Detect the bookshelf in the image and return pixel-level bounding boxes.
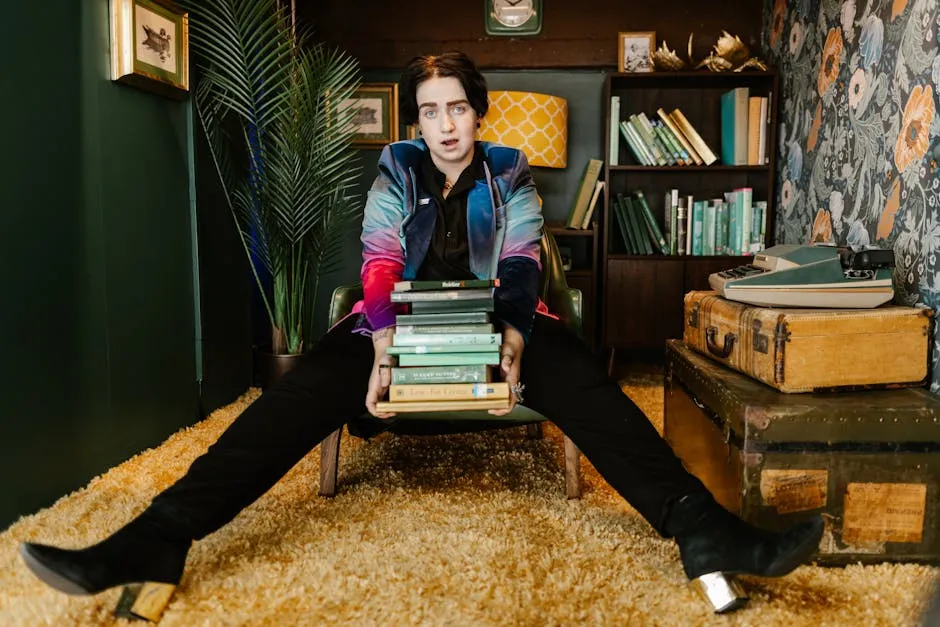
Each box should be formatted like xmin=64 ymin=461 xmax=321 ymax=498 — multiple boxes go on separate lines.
xmin=600 ymin=70 xmax=779 ymax=355
xmin=546 ymin=221 xmax=598 ymax=349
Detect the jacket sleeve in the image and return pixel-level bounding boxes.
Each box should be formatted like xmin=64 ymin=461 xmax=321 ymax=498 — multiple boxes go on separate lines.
xmin=360 ymin=146 xmax=408 ymax=331
xmin=494 ymin=150 xmax=543 ymax=343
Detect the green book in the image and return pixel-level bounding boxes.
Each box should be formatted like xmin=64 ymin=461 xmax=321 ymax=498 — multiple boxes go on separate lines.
xmin=386 ymin=343 xmax=497 ymax=355
xmin=632 ymin=190 xmax=669 ymax=255
xmin=390 ymin=364 xmax=490 ymax=384
xmin=397 ymin=352 xmax=501 ymax=367
xmin=395 ymin=311 xmax=491 ymax=326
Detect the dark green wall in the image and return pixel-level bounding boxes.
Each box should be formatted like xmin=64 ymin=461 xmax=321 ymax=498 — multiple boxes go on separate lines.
xmin=0 ymin=0 xmax=200 ymax=530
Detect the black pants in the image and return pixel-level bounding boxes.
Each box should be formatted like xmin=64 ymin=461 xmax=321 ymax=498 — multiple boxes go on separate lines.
xmin=152 ymin=314 xmax=706 ymax=539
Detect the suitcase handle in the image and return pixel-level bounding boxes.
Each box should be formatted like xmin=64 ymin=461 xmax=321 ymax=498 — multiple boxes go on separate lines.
xmin=705 ymin=326 xmax=736 ymax=358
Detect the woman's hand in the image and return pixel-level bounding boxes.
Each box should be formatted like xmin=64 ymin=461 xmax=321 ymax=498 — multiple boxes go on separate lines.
xmin=489 ymin=325 xmax=525 ymax=416
xmin=365 ymin=327 xmax=397 ymax=419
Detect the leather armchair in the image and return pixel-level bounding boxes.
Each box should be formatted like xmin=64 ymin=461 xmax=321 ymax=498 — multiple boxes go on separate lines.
xmin=318 ymin=229 xmax=583 ymax=499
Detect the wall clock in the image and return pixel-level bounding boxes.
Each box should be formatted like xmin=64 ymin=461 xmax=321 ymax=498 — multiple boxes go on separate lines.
xmin=485 ymin=0 xmax=542 ymax=37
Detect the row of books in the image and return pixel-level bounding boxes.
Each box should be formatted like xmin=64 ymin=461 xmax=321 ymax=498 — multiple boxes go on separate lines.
xmin=663 ymin=187 xmax=767 ymax=256
xmin=611 ymin=187 xmax=768 ymax=257
xmin=722 ymin=87 xmax=772 ymax=166
xmin=609 ymin=101 xmax=717 ymax=167
xmin=374 ymin=279 xmax=511 ymax=413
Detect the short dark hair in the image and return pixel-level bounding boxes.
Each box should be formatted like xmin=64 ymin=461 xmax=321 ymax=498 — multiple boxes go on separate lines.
xmin=399 ymin=51 xmax=488 ymax=126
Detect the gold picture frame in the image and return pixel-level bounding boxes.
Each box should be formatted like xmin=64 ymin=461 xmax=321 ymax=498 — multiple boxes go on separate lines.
xmin=343 ymin=83 xmax=400 ymax=147
xmin=109 ymin=0 xmax=189 ymax=98
xmin=618 ymin=31 xmax=656 ymax=73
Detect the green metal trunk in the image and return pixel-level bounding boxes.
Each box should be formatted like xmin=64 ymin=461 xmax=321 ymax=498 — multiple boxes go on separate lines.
xmin=664 ymin=339 xmax=940 ymax=565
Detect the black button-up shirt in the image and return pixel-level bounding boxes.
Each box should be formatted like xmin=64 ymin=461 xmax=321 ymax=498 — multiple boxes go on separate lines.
xmin=416 ymin=146 xmax=484 ymax=281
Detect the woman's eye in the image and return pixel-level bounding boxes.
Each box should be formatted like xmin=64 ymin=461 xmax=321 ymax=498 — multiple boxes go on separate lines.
xmin=451 ymin=105 xmax=467 ymax=115
xmin=422 ymin=110 xmax=436 ymax=119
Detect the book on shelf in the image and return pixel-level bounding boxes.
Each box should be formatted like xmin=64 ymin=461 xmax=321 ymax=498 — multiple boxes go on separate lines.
xmin=609 ymin=96 xmax=621 ymax=166
xmin=669 ymin=109 xmax=718 ymax=166
xmin=747 ymin=96 xmax=763 ymax=165
xmin=580 ymin=180 xmax=604 ymax=229
xmin=757 ymin=97 xmax=769 ymax=165
xmin=656 ymin=108 xmax=702 ymax=165
xmin=632 ymin=190 xmax=669 ymax=255
xmin=619 ymin=121 xmax=651 ymax=165
xmin=375 ymin=398 xmax=511 ymax=413
xmin=720 ymin=87 xmax=749 ymax=165
xmin=389 ymin=382 xmax=510 ymax=402
xmin=565 ymin=158 xmax=604 ymax=228
xmin=393 ymin=279 xmax=499 ymax=292
xmin=622 ymin=195 xmax=652 ymax=255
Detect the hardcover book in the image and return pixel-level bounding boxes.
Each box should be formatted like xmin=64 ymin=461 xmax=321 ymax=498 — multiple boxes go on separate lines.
xmin=393 ymin=279 xmax=499 ymax=292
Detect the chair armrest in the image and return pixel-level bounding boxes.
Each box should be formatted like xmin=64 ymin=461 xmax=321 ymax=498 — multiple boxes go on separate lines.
xmin=328 ymin=284 xmax=363 ymax=327
xmin=548 ymin=286 xmax=583 ymax=340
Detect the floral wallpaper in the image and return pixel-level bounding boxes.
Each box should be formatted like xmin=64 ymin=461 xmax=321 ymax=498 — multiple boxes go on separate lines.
xmin=763 ymin=0 xmax=940 ymax=390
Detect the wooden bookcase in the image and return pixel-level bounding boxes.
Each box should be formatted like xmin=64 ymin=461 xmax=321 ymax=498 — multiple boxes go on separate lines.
xmin=600 ymin=70 xmax=780 ymax=354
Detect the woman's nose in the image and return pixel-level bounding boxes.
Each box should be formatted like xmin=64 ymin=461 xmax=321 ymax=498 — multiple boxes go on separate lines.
xmin=440 ymin=114 xmax=455 ymax=131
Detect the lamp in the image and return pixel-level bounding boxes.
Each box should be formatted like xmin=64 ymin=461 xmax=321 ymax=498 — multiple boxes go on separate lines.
xmin=477 ymin=90 xmax=568 ymax=168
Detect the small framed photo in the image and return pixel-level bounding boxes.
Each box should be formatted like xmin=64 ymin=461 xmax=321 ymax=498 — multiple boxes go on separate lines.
xmin=618 ymin=31 xmax=656 ymax=73
xmin=343 ymin=83 xmax=400 ymax=147
xmin=109 ymin=0 xmax=189 ymax=98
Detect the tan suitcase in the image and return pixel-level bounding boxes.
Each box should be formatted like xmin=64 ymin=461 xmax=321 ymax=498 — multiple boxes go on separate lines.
xmin=683 ymin=290 xmax=932 ymax=392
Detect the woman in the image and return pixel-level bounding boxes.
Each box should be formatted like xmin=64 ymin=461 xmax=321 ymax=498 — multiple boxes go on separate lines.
xmin=21 ymin=52 xmax=823 ymax=617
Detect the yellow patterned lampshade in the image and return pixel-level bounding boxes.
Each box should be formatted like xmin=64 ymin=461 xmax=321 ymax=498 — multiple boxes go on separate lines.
xmin=478 ymin=90 xmax=568 ymax=168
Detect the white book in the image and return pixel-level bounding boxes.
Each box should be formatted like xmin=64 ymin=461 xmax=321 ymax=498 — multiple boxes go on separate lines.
xmin=609 ymin=96 xmax=621 ymax=166
xmin=758 ymin=97 xmax=769 ymax=165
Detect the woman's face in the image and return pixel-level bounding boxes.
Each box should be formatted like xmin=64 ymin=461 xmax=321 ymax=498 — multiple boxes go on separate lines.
xmin=414 ymin=76 xmax=478 ymax=175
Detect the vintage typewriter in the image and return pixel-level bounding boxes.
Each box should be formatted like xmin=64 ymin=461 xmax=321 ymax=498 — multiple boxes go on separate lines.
xmin=708 ymin=244 xmax=895 ymax=308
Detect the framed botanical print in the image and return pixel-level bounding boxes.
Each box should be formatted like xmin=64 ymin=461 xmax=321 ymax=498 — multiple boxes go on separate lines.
xmin=618 ymin=31 xmax=656 ymax=73
xmin=109 ymin=0 xmax=189 ymax=97
xmin=343 ymin=83 xmax=400 ymax=147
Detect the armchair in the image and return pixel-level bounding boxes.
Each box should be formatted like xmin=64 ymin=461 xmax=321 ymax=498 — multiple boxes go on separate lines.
xmin=318 ymin=229 xmax=584 ymax=499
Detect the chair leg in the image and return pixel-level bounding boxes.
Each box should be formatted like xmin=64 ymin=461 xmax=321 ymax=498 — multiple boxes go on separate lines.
xmin=318 ymin=428 xmax=342 ymax=497
xmin=563 ymin=434 xmax=582 ymax=499
xmin=525 ymin=422 xmax=543 ymax=439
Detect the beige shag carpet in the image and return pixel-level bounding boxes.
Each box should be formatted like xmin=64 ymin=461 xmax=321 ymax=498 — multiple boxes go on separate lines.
xmin=1 ymin=373 xmax=938 ymax=626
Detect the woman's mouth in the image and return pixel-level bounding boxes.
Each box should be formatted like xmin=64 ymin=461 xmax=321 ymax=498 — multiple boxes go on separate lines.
xmin=441 ymin=139 xmax=458 ymax=147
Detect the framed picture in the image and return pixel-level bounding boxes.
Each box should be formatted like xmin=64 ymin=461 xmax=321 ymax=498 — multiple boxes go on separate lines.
xmin=342 ymin=83 xmax=400 ymax=147
xmin=406 ymin=125 xmax=420 ymax=140
xmin=618 ymin=31 xmax=656 ymax=73
xmin=109 ymin=0 xmax=189 ymax=98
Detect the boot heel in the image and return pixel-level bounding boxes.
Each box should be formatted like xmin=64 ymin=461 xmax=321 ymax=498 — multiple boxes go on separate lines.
xmin=114 ymin=582 xmax=177 ymax=622
xmin=690 ymin=572 xmax=748 ymax=614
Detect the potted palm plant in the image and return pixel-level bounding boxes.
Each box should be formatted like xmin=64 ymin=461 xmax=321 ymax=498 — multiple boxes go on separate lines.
xmin=184 ymin=0 xmax=362 ymax=376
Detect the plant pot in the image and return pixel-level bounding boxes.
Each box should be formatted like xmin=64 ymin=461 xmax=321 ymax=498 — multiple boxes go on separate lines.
xmin=253 ymin=348 xmax=305 ymax=389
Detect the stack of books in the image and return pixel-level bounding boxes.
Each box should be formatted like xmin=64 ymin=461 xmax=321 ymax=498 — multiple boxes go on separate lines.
xmin=374 ymin=279 xmax=511 ymax=413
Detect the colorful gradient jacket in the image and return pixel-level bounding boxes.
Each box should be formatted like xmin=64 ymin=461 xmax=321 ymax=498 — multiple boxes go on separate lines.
xmin=359 ymin=140 xmax=543 ymax=342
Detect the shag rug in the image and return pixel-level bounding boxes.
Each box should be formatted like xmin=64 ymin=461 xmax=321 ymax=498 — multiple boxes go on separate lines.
xmin=1 ymin=373 xmax=938 ymax=626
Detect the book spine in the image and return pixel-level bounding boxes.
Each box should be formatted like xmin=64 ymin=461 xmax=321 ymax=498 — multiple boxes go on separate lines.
xmin=632 ymin=190 xmax=669 ymax=254
xmin=566 ymin=158 xmax=604 ymax=228
xmin=386 ymin=343 xmax=497 ymax=355
xmin=393 ymin=333 xmax=501 ymax=347
xmin=656 ymin=107 xmax=702 ymax=165
xmin=390 ymin=364 xmax=490 ymax=384
xmin=395 ymin=323 xmax=493 ymax=335
xmin=670 ymin=109 xmax=718 ymax=165
xmin=375 ymin=398 xmax=510 ymax=413
xmin=391 ymin=288 xmax=494 ymax=302
xmin=609 ymin=96 xmax=621 ymax=166
xmin=619 ymin=121 xmax=650 ymax=165
xmin=393 ymin=279 xmax=499 ymax=292
xmin=395 ymin=312 xmax=491 ymax=325
xmin=397 ymin=352 xmax=501 ymax=366
xmin=389 ymin=382 xmax=510 ymax=402
xmin=410 ymin=298 xmax=495 ymax=313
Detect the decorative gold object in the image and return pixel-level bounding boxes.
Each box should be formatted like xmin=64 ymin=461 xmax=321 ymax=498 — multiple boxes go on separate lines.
xmin=693 ymin=30 xmax=768 ymax=72
xmin=650 ymin=40 xmax=687 ymax=71
xmin=650 ymin=31 xmax=768 ymax=72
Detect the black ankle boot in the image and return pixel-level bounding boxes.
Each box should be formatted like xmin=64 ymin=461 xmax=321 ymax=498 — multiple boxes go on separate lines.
xmin=20 ymin=510 xmax=191 ymax=621
xmin=665 ymin=492 xmax=824 ymax=613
